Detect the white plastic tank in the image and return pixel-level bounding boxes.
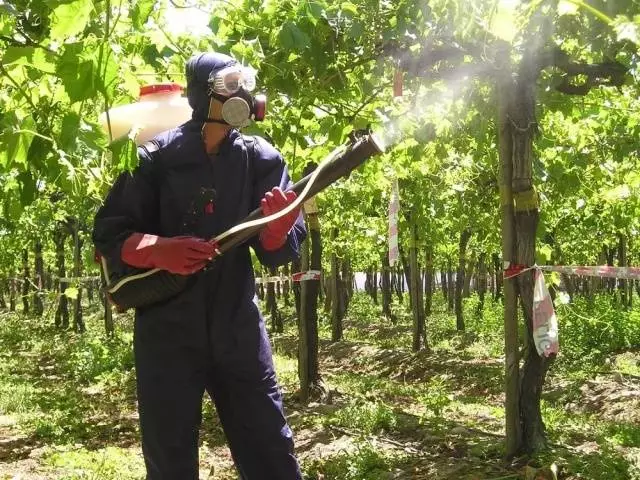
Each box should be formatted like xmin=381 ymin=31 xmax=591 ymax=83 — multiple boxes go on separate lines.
xmin=99 ymin=83 xmax=193 ymax=145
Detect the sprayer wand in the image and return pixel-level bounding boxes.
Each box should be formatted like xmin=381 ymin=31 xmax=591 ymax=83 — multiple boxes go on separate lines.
xmin=209 ymin=131 xmax=385 ymax=256
xmin=105 ymin=131 xmax=385 ymax=308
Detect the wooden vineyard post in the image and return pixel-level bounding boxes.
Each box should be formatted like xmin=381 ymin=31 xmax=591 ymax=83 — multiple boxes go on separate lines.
xmin=497 ymin=61 xmax=522 ymax=458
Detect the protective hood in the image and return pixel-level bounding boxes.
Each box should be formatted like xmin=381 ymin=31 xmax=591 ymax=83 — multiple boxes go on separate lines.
xmin=185 ymin=52 xmax=237 ymax=121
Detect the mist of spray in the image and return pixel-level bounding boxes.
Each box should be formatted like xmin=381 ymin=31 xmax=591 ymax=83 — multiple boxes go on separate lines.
xmin=372 ymin=63 xmax=487 ymax=151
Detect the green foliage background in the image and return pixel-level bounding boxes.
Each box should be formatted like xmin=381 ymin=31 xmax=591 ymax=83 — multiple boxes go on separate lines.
xmin=0 ymin=0 xmax=639 ymax=275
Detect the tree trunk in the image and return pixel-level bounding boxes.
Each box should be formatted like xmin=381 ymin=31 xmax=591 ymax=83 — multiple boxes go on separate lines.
xmin=463 ymin=258 xmax=475 ymax=297
xmin=71 ymin=220 xmax=85 ymax=333
xmin=499 ymin=66 xmax=521 ymax=458
xmin=394 ymin=264 xmax=404 ymax=303
xmin=456 ymin=229 xmax=472 ymax=331
xmin=54 ymin=228 xmax=69 ymax=329
xmin=588 ymin=250 xmax=605 ymax=304
xmin=33 ymin=240 xmax=44 ymax=316
xmin=307 ymin=212 xmax=322 ymax=388
xmin=503 ymin=57 xmax=554 ymax=455
xmin=21 ymin=249 xmax=30 ymax=314
xmin=283 ymin=263 xmax=290 ymax=308
xmin=409 ymin=217 xmax=425 ymax=351
xmin=45 ymin=267 xmax=53 ymax=291
xmin=341 ymin=258 xmax=351 ymax=316
xmin=487 ymin=262 xmax=496 ymax=302
xmin=390 ymin=269 xmax=395 ymax=297
xmin=298 ymin=236 xmax=311 ymax=399
xmin=0 ymin=278 xmax=6 ymax=310
xmin=562 ymin=273 xmax=575 ymax=299
xmin=292 ymin=258 xmax=301 ymax=318
xmin=381 ymin=250 xmax=394 ymax=321
xmin=447 ymin=259 xmax=454 ymax=312
xmin=275 ymin=269 xmax=281 ymax=300
xmin=627 ymin=238 xmax=633 ymax=309
xmin=493 ymin=253 xmax=503 ymax=301
xmin=257 ymin=269 xmax=265 ymax=301
xmin=425 ymin=245 xmax=434 ymax=317
xmin=370 ymin=266 xmax=377 ymax=305
xmin=476 ymin=253 xmax=487 ymax=317
xmin=618 ymin=234 xmax=628 ymax=308
xmin=366 ymin=266 xmax=378 ymax=304
xmin=9 ymin=275 xmax=16 ymax=312
xmin=400 ymin=247 xmax=412 ymax=311
xmin=441 ymin=269 xmax=448 ymax=303
xmin=298 ymin=205 xmax=322 ymax=402
xmin=267 ymin=267 xmax=282 ymax=333
xmin=330 ymin=229 xmax=342 ymax=342
xmin=606 ymin=245 xmax=616 ymax=296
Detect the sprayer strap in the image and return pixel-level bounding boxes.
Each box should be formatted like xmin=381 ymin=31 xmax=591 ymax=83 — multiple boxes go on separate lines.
xmin=241 ymin=134 xmax=257 ymax=163
xmin=139 ymin=139 xmax=161 ymax=157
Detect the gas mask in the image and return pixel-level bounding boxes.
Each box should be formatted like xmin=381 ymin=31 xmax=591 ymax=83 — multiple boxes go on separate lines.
xmin=206 ymin=65 xmax=266 ymax=128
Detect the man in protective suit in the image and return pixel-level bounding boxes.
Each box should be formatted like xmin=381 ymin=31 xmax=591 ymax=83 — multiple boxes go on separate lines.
xmin=93 ymin=52 xmax=305 ymax=479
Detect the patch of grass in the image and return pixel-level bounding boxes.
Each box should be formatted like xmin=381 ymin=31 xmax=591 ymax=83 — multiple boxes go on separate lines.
xmin=541 ymin=401 xmax=594 ymax=445
xmin=61 ymin=332 xmax=135 ymax=384
xmin=446 ymin=396 xmax=505 ymax=427
xmin=2 ymin=287 xmax=638 ymax=480
xmin=328 ymin=371 xmax=456 ymax=419
xmin=555 ymin=296 xmax=640 ymax=367
xmin=44 ymin=445 xmax=146 ymax=479
xmin=540 ymin=401 xmax=640 ymax=478
xmin=0 ymin=311 xmax=138 ymax=446
xmin=537 ymin=444 xmax=636 ymax=480
xmin=416 ymin=376 xmax=454 ymax=417
xmin=607 ymin=422 xmax=640 ymax=448
xmin=334 ymin=292 xmax=509 ymax=359
xmin=329 ymin=371 xmax=421 ymax=399
xmin=0 ymin=379 xmax=39 ymax=414
xmin=341 ymin=295 xmax=413 ymax=350
xmin=614 ymin=352 xmax=640 ymax=377
xmin=273 ymin=352 xmax=299 ymax=392
xmin=325 ymin=399 xmax=397 ymax=435
xmin=303 ymin=441 xmax=402 ymax=480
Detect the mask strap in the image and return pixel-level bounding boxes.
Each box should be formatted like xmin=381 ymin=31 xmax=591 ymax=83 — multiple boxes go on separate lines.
xmin=210 ymin=92 xmax=230 ymax=103
xmin=205 ymin=118 xmax=229 ymax=125
xmin=204 ymin=95 xmax=230 ymax=126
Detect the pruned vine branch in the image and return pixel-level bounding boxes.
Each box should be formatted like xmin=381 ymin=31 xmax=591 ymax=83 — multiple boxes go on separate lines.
xmin=398 ymin=42 xmax=628 ymax=97
xmin=541 ymin=48 xmax=628 ymax=95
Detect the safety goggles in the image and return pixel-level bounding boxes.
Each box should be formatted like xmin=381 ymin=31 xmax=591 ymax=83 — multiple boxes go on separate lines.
xmin=208 ymin=65 xmax=257 ymax=97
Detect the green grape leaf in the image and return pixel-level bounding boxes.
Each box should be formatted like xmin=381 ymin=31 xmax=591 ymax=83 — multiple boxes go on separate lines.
xmin=49 ymin=0 xmax=94 ymax=41
xmin=279 ymin=22 xmax=311 ymax=51
xmin=56 ymin=44 xmax=97 ymax=103
xmin=132 ymin=0 xmax=155 ymax=30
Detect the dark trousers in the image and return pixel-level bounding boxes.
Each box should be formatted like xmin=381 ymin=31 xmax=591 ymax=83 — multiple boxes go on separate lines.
xmin=134 ymin=312 xmax=302 ymax=480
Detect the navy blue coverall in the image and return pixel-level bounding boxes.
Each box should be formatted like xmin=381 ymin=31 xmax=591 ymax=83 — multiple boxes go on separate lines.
xmin=92 ymin=118 xmax=306 ymax=478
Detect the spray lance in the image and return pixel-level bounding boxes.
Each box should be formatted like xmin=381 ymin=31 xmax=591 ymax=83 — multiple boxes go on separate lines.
xmin=102 ymin=131 xmax=386 ymax=310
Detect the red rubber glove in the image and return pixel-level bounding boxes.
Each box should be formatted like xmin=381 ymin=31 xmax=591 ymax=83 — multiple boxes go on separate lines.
xmin=259 ymin=187 xmax=300 ymax=251
xmin=121 ymin=233 xmax=219 ymax=275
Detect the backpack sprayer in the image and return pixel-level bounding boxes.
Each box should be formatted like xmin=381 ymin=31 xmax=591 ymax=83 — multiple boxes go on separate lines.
xmin=98 ymin=82 xmax=385 ymax=309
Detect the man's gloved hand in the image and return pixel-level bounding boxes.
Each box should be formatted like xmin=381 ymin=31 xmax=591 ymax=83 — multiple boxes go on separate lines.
xmin=121 ymin=233 xmax=219 ymax=275
xmin=259 ymin=187 xmax=300 ymax=251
